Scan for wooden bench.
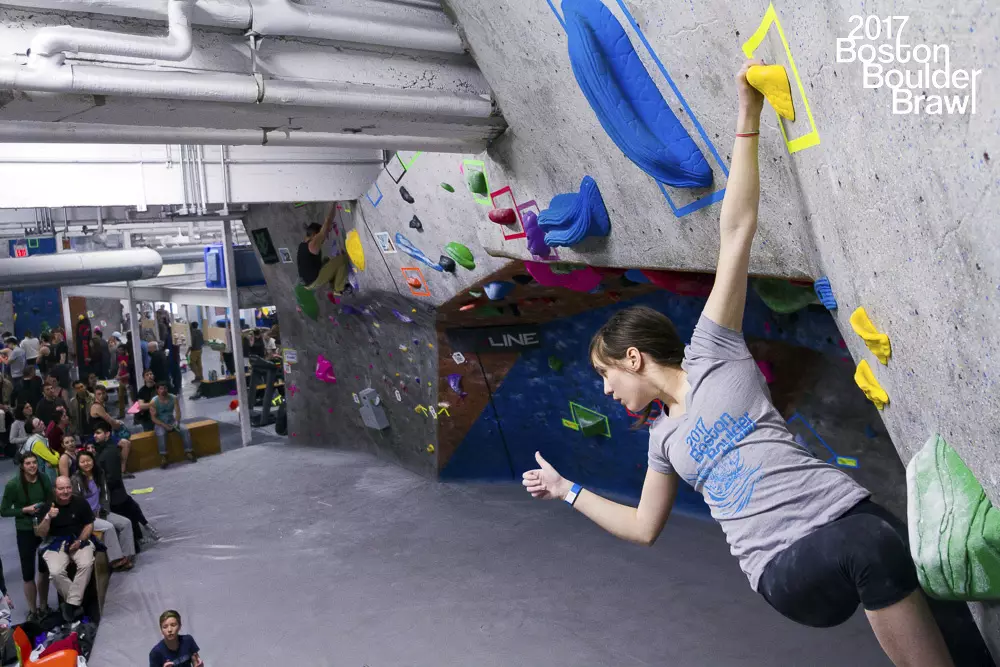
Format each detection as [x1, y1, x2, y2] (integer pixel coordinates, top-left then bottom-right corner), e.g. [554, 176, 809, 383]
[125, 419, 222, 472]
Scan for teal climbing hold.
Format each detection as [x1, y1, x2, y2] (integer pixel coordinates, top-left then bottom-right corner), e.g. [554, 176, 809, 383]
[908, 433, 1000, 601]
[294, 284, 319, 321]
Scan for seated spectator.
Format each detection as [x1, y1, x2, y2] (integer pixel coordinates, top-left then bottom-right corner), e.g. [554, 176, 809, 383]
[18, 365, 43, 413]
[150, 382, 196, 469]
[8, 403, 32, 453]
[89, 386, 132, 478]
[45, 411, 71, 456]
[22, 419, 60, 482]
[69, 380, 95, 440]
[150, 610, 203, 667]
[0, 452, 53, 621]
[59, 436, 81, 478]
[93, 424, 159, 551]
[71, 450, 134, 572]
[34, 476, 96, 623]
[136, 370, 157, 432]
[35, 382, 68, 429]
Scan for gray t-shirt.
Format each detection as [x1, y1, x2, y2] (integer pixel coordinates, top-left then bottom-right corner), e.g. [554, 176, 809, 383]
[6, 346, 25, 379]
[648, 315, 870, 590]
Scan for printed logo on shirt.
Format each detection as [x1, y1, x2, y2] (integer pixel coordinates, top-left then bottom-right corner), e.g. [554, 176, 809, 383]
[683, 412, 763, 516]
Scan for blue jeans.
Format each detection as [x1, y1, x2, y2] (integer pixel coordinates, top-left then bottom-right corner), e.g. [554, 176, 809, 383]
[155, 422, 193, 455]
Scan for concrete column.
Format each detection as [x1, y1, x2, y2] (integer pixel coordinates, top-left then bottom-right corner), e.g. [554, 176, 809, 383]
[127, 286, 143, 378]
[223, 220, 251, 447]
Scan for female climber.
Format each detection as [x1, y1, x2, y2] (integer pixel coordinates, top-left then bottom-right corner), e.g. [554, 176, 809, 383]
[523, 60, 957, 667]
[297, 203, 349, 293]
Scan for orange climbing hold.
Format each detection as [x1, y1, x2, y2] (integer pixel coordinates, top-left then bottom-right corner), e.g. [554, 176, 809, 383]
[406, 276, 423, 289]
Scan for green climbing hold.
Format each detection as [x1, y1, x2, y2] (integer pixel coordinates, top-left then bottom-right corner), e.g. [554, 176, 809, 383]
[441, 183, 455, 193]
[548, 356, 563, 372]
[466, 170, 488, 197]
[550, 263, 587, 275]
[480, 306, 504, 317]
[444, 242, 475, 271]
[468, 290, 483, 298]
[294, 283, 320, 321]
[577, 413, 606, 437]
[752, 278, 821, 314]
[908, 433, 1000, 601]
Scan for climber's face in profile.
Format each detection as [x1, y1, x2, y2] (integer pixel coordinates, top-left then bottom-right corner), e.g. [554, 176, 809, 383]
[591, 350, 650, 413]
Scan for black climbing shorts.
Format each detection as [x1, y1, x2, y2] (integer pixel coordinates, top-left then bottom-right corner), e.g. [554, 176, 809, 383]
[757, 499, 919, 628]
[16, 529, 48, 582]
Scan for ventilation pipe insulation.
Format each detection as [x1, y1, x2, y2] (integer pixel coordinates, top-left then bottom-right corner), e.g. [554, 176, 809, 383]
[27, 0, 196, 67]
[0, 121, 489, 153]
[198, 145, 210, 215]
[156, 244, 207, 264]
[0, 248, 162, 289]
[177, 144, 190, 216]
[2, 0, 463, 54]
[0, 1, 490, 118]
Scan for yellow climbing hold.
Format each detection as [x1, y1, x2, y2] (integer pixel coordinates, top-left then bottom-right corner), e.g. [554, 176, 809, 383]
[855, 360, 889, 410]
[850, 307, 891, 364]
[747, 64, 795, 121]
[426, 444, 435, 454]
[345, 229, 365, 271]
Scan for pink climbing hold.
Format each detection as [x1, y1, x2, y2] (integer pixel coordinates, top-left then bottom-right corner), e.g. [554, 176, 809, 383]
[524, 261, 602, 293]
[489, 208, 517, 224]
[288, 384, 299, 397]
[315, 354, 336, 384]
[640, 270, 713, 297]
[756, 360, 776, 384]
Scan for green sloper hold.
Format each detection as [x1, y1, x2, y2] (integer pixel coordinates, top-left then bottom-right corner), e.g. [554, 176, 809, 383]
[445, 242, 475, 270]
[907, 433, 1000, 601]
[752, 278, 821, 314]
[548, 356, 563, 372]
[294, 284, 319, 321]
[441, 183, 455, 192]
[468, 290, 483, 298]
[576, 413, 606, 437]
[466, 170, 488, 196]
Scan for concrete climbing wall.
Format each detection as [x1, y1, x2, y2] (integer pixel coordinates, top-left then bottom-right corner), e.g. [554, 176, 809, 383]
[246, 203, 441, 475]
[432, 0, 998, 647]
[84, 297, 124, 337]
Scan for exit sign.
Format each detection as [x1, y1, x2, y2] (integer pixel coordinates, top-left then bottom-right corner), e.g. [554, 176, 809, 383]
[13, 245, 27, 258]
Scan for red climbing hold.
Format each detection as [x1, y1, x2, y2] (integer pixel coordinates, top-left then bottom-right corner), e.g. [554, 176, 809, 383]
[459, 302, 478, 311]
[407, 276, 423, 289]
[489, 208, 517, 224]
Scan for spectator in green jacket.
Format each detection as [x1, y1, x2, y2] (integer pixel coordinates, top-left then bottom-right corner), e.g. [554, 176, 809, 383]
[0, 453, 52, 621]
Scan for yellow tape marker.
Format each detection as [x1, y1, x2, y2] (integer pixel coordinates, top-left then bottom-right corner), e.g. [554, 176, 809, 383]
[742, 3, 820, 153]
[836, 456, 859, 468]
[562, 418, 580, 431]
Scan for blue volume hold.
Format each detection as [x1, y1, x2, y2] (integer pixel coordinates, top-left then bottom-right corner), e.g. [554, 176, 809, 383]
[563, 0, 712, 189]
[538, 176, 611, 248]
[394, 232, 443, 272]
[814, 276, 838, 310]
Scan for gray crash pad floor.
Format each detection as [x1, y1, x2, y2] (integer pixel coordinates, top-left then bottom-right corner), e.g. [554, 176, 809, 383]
[78, 443, 889, 666]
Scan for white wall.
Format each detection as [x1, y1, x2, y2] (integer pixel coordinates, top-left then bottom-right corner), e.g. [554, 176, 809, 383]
[0, 144, 383, 208]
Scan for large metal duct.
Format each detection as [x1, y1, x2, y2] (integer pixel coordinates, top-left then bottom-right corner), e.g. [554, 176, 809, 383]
[155, 245, 207, 264]
[0, 248, 162, 289]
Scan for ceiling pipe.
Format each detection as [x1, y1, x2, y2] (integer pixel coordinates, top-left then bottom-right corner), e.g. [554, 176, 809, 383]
[0, 0, 252, 31]
[156, 244, 208, 264]
[0, 121, 491, 153]
[28, 0, 196, 68]
[251, 0, 465, 54]
[0, 247, 162, 289]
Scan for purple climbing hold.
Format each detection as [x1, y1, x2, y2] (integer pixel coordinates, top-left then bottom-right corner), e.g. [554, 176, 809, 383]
[447, 373, 468, 398]
[523, 210, 550, 258]
[341, 305, 363, 315]
[392, 309, 414, 323]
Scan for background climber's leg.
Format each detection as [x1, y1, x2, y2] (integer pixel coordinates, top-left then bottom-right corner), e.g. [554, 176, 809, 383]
[865, 591, 954, 667]
[305, 256, 341, 291]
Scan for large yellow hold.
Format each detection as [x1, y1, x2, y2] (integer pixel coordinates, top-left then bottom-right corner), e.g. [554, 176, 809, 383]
[747, 65, 795, 121]
[850, 306, 891, 364]
[345, 229, 365, 272]
[855, 360, 889, 410]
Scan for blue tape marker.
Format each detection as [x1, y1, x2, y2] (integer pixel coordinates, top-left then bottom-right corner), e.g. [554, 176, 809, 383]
[394, 233, 443, 272]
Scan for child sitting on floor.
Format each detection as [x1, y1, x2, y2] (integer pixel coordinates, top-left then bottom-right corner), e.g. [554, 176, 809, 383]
[149, 609, 203, 667]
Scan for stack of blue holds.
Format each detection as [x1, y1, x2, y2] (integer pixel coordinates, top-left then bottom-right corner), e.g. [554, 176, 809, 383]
[538, 175, 611, 248]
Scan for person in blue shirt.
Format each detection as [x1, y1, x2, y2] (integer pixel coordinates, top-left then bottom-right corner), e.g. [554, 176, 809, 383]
[149, 609, 202, 667]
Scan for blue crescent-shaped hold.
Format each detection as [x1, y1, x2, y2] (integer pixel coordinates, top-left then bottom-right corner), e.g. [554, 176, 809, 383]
[395, 232, 443, 272]
[563, 0, 713, 189]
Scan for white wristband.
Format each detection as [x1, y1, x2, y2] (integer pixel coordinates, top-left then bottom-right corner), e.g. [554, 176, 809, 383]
[564, 483, 582, 506]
